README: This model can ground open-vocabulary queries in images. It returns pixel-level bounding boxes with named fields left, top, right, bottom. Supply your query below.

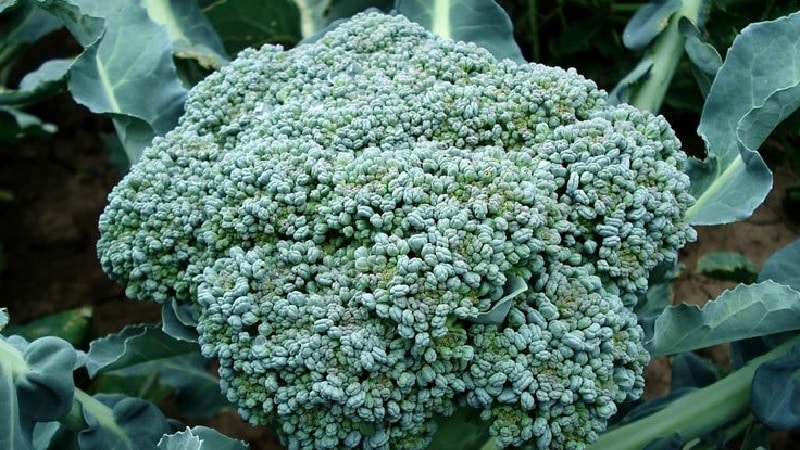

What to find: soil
left=1, top=93, right=798, bottom=449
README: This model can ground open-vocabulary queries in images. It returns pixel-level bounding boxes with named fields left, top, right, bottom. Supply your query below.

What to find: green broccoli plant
left=96, top=10, right=696, bottom=450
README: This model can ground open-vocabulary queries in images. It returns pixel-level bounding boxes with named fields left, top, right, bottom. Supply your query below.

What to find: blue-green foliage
left=0, top=320, right=246, bottom=450
left=96, top=10, right=696, bottom=450
left=0, top=335, right=76, bottom=450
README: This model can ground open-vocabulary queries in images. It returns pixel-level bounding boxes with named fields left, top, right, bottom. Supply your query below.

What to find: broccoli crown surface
left=97, top=11, right=695, bottom=450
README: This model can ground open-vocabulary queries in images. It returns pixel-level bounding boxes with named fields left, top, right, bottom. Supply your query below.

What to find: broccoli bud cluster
left=98, top=11, right=695, bottom=450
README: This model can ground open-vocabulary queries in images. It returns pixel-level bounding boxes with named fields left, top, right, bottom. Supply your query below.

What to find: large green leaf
left=650, top=281, right=800, bottom=356
left=0, top=335, right=33, bottom=450
left=686, top=12, right=800, bottom=225
left=36, top=0, right=188, bottom=164
left=395, top=0, right=525, bottom=63
left=69, top=0, right=186, bottom=162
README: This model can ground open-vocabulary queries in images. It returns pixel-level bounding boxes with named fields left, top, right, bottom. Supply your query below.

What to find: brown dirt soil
left=1, top=93, right=798, bottom=449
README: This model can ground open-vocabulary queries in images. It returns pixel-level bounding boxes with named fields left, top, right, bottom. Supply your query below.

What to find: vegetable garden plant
left=1, top=0, right=799, bottom=449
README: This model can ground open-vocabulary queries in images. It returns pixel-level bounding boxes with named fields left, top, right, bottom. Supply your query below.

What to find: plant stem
left=588, top=333, right=800, bottom=450
left=629, top=0, right=704, bottom=113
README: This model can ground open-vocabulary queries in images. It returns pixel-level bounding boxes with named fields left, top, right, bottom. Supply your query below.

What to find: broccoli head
left=97, top=11, right=696, bottom=450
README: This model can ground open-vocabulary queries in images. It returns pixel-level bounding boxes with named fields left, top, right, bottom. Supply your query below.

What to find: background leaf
left=140, top=0, right=228, bottom=69
left=4, top=59, right=72, bottom=105
left=650, top=281, right=800, bottom=356
left=157, top=426, right=248, bottom=450
left=0, top=335, right=77, bottom=450
left=161, top=300, right=199, bottom=343
left=0, top=4, right=62, bottom=83
left=85, top=325, right=199, bottom=377
left=609, top=59, right=653, bottom=105
left=758, top=238, right=800, bottom=289
left=679, top=17, right=721, bottom=99
left=622, top=0, right=681, bottom=51
left=0, top=335, right=34, bottom=450
left=3, top=306, right=92, bottom=347
left=34, top=0, right=104, bottom=47
left=686, top=12, right=800, bottom=225
left=78, top=393, right=174, bottom=450
left=751, top=343, right=800, bottom=429
left=97, top=353, right=230, bottom=419
left=395, top=0, right=525, bottom=63
left=16, top=337, right=78, bottom=422
left=670, top=352, right=720, bottom=390
left=0, top=105, right=56, bottom=143
left=203, top=0, right=302, bottom=52
left=696, top=251, right=758, bottom=283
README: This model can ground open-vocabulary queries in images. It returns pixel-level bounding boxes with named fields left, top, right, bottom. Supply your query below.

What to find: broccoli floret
left=97, top=11, right=695, bottom=450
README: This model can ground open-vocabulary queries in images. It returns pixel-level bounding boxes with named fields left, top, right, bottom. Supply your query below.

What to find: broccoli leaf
left=622, top=0, right=681, bottom=51
left=85, top=324, right=199, bottom=377
left=758, top=238, right=800, bottom=290
left=0, top=335, right=77, bottom=450
left=161, top=300, right=199, bottom=343
left=650, top=281, right=800, bottom=356
left=77, top=393, right=173, bottom=450
left=687, top=11, right=800, bottom=225
left=0, top=59, right=71, bottom=108
left=2, top=306, right=92, bottom=347
left=470, top=274, right=527, bottom=324
left=0, top=3, right=62, bottom=79
left=140, top=0, right=228, bottom=69
left=679, top=17, right=721, bottom=99
left=0, top=0, right=19, bottom=14
left=696, top=251, right=758, bottom=283
left=751, top=343, right=800, bottom=429
left=204, top=0, right=302, bottom=52
left=395, top=0, right=525, bottom=63
left=670, top=353, right=719, bottom=390
left=0, top=105, right=57, bottom=143
left=97, top=352, right=229, bottom=419
left=36, top=0, right=187, bottom=165
left=609, top=59, right=654, bottom=105
left=157, top=426, right=248, bottom=450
